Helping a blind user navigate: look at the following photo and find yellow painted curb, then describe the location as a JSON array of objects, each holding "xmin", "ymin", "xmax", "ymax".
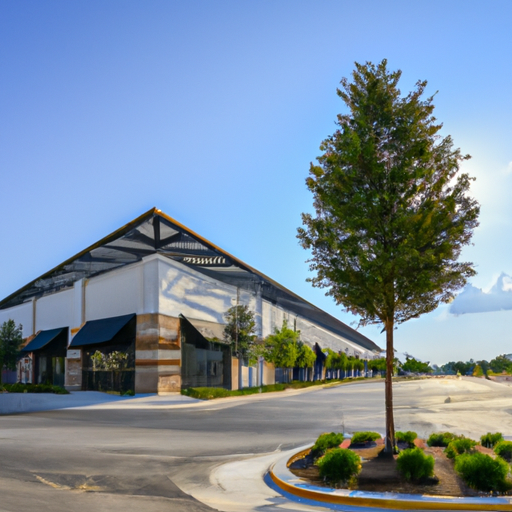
[{"xmin": 269, "ymin": 450, "xmax": 512, "ymax": 511}]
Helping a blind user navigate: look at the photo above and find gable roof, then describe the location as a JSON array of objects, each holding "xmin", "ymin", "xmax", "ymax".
[{"xmin": 0, "ymin": 208, "xmax": 381, "ymax": 353}]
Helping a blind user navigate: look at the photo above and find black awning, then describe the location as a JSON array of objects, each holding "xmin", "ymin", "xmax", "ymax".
[
  {"xmin": 181, "ymin": 315, "xmax": 226, "ymax": 342},
  {"xmin": 179, "ymin": 314, "xmax": 229, "ymax": 350},
  {"xmin": 22, "ymin": 328, "xmax": 66, "ymax": 352},
  {"xmin": 69, "ymin": 313, "xmax": 135, "ymax": 348}
]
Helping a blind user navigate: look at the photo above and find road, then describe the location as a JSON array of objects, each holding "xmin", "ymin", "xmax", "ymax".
[{"xmin": 1, "ymin": 377, "xmax": 512, "ymax": 512}]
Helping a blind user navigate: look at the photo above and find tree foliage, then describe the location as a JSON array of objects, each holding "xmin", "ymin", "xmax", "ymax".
[
  {"xmin": 263, "ymin": 320, "xmax": 299, "ymax": 368},
  {"xmin": 489, "ymin": 354, "xmax": 512, "ymax": 374},
  {"xmin": 297, "ymin": 60, "xmax": 479, "ymax": 452},
  {"xmin": 295, "ymin": 340, "xmax": 316, "ymax": 368},
  {"xmin": 401, "ymin": 356, "xmax": 432, "ymax": 374},
  {"xmin": 325, "ymin": 348, "xmax": 347, "ymax": 370},
  {"xmin": 0, "ymin": 319, "xmax": 23, "ymax": 383},
  {"xmin": 223, "ymin": 305, "xmax": 257, "ymax": 360},
  {"xmin": 91, "ymin": 350, "xmax": 129, "ymax": 371}
]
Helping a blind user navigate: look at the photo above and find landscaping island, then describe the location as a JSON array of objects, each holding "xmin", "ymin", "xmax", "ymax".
[{"xmin": 289, "ymin": 431, "xmax": 512, "ymax": 497}]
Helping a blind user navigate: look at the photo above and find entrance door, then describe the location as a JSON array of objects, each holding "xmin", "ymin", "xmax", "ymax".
[{"xmin": 52, "ymin": 357, "xmax": 65, "ymax": 387}]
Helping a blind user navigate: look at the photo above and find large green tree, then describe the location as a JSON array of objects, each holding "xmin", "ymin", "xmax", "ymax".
[
  {"xmin": 0, "ymin": 319, "xmax": 23, "ymax": 384},
  {"xmin": 298, "ymin": 60, "xmax": 479, "ymax": 453}
]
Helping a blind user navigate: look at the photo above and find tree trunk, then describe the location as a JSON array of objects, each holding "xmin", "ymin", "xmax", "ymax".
[{"xmin": 384, "ymin": 319, "xmax": 396, "ymax": 454}]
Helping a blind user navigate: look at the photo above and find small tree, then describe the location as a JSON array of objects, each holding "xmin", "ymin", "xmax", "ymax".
[
  {"xmin": 0, "ymin": 320, "xmax": 23, "ymax": 384},
  {"xmin": 296, "ymin": 340, "xmax": 316, "ymax": 369},
  {"xmin": 263, "ymin": 320, "xmax": 299, "ymax": 368},
  {"xmin": 298, "ymin": 60, "xmax": 479, "ymax": 453},
  {"xmin": 223, "ymin": 305, "xmax": 257, "ymax": 361}
]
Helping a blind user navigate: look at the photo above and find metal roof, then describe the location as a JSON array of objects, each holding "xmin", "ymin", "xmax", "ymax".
[{"xmin": 0, "ymin": 208, "xmax": 381, "ymax": 353}]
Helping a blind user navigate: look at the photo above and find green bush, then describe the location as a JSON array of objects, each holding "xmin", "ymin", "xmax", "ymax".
[
  {"xmin": 494, "ymin": 441, "xmax": 512, "ymax": 462},
  {"xmin": 454, "ymin": 452, "xmax": 510, "ymax": 492},
  {"xmin": 427, "ymin": 432, "xmax": 458, "ymax": 447},
  {"xmin": 350, "ymin": 431, "xmax": 381, "ymax": 444},
  {"xmin": 396, "ymin": 447, "xmax": 435, "ymax": 482},
  {"xmin": 2, "ymin": 383, "xmax": 69, "ymax": 394},
  {"xmin": 480, "ymin": 432, "xmax": 504, "ymax": 448},
  {"xmin": 180, "ymin": 378, "xmax": 364, "ymax": 400},
  {"xmin": 311, "ymin": 432, "xmax": 345, "ymax": 458},
  {"xmin": 396, "ymin": 431, "xmax": 417, "ymax": 447},
  {"xmin": 317, "ymin": 448, "xmax": 361, "ymax": 484},
  {"xmin": 444, "ymin": 437, "xmax": 477, "ymax": 459}
]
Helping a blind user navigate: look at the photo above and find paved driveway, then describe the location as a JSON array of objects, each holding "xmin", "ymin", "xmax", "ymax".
[{"xmin": 1, "ymin": 377, "xmax": 511, "ymax": 512}]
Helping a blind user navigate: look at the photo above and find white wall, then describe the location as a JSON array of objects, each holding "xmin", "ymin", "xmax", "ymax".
[
  {"xmin": 35, "ymin": 288, "xmax": 73, "ymax": 331},
  {"xmin": 261, "ymin": 300, "xmax": 295, "ymax": 338},
  {"xmin": 157, "ymin": 257, "xmax": 237, "ymax": 323},
  {"xmin": 85, "ymin": 263, "xmax": 143, "ymax": 321},
  {"xmin": 260, "ymin": 299, "xmax": 370, "ymax": 356},
  {"xmin": 0, "ymin": 301, "xmax": 33, "ymax": 338},
  {"xmin": 296, "ymin": 316, "xmax": 371, "ymax": 357}
]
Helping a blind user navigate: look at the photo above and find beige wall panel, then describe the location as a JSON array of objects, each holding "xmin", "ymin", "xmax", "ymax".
[
  {"xmin": 263, "ymin": 361, "xmax": 275, "ymax": 386},
  {"xmin": 158, "ymin": 374, "xmax": 181, "ymax": 393},
  {"xmin": 0, "ymin": 301, "xmax": 33, "ymax": 338},
  {"xmin": 65, "ymin": 359, "xmax": 82, "ymax": 389},
  {"xmin": 231, "ymin": 358, "xmax": 239, "ymax": 391},
  {"xmin": 36, "ymin": 289, "xmax": 74, "ymax": 333},
  {"xmin": 135, "ymin": 367, "xmax": 158, "ymax": 394},
  {"xmin": 85, "ymin": 264, "xmax": 141, "ymax": 321}
]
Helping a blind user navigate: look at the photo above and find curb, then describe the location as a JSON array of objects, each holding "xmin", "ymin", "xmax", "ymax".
[{"xmin": 268, "ymin": 445, "xmax": 512, "ymax": 511}]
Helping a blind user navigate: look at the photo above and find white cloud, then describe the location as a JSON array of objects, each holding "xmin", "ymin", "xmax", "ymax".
[
  {"xmin": 450, "ymin": 273, "xmax": 512, "ymax": 315},
  {"xmin": 507, "ymin": 161, "xmax": 512, "ymax": 175}
]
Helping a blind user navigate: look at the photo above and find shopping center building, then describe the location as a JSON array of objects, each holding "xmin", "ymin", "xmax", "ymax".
[{"xmin": 0, "ymin": 208, "xmax": 381, "ymax": 393}]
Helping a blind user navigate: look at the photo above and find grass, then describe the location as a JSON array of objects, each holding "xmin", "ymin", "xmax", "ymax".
[{"xmin": 181, "ymin": 377, "xmax": 368, "ymax": 400}]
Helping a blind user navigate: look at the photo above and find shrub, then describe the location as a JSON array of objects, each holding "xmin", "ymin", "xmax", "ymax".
[
  {"xmin": 2, "ymin": 383, "xmax": 69, "ymax": 394},
  {"xmin": 311, "ymin": 432, "xmax": 345, "ymax": 458},
  {"xmin": 396, "ymin": 447, "xmax": 435, "ymax": 481},
  {"xmin": 480, "ymin": 432, "xmax": 504, "ymax": 448},
  {"xmin": 454, "ymin": 452, "xmax": 510, "ymax": 492},
  {"xmin": 427, "ymin": 432, "xmax": 458, "ymax": 447},
  {"xmin": 350, "ymin": 431, "xmax": 381, "ymax": 444},
  {"xmin": 444, "ymin": 437, "xmax": 477, "ymax": 459},
  {"xmin": 494, "ymin": 441, "xmax": 512, "ymax": 462},
  {"xmin": 317, "ymin": 448, "xmax": 361, "ymax": 484},
  {"xmin": 396, "ymin": 431, "xmax": 417, "ymax": 447}
]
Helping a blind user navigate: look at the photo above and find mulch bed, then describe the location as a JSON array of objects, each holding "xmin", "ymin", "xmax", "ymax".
[{"xmin": 289, "ymin": 439, "xmax": 509, "ymax": 497}]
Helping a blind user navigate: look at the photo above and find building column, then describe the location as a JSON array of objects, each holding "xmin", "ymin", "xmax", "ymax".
[{"xmin": 135, "ymin": 314, "xmax": 181, "ymax": 394}]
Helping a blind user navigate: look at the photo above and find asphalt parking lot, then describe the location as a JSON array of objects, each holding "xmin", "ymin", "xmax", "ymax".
[{"xmin": 1, "ymin": 377, "xmax": 511, "ymax": 512}]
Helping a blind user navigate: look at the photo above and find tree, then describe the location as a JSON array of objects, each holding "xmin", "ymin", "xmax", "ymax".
[
  {"xmin": 489, "ymin": 354, "xmax": 512, "ymax": 374},
  {"xmin": 223, "ymin": 305, "xmax": 257, "ymax": 361},
  {"xmin": 401, "ymin": 357, "xmax": 432, "ymax": 374},
  {"xmin": 296, "ymin": 340, "xmax": 316, "ymax": 369},
  {"xmin": 298, "ymin": 60, "xmax": 479, "ymax": 453},
  {"xmin": 0, "ymin": 319, "xmax": 23, "ymax": 384},
  {"xmin": 263, "ymin": 320, "xmax": 299, "ymax": 368}
]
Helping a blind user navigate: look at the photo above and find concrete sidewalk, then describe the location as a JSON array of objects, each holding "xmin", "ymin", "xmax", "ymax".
[{"xmin": 0, "ymin": 390, "xmax": 199, "ymax": 415}]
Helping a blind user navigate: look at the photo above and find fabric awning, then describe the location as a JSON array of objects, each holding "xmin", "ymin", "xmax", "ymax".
[
  {"xmin": 179, "ymin": 315, "xmax": 227, "ymax": 343},
  {"xmin": 69, "ymin": 313, "xmax": 135, "ymax": 348},
  {"xmin": 22, "ymin": 327, "xmax": 67, "ymax": 352}
]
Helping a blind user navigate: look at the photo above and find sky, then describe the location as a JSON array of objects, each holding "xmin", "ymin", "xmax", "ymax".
[{"xmin": 1, "ymin": 1, "xmax": 511, "ymax": 365}]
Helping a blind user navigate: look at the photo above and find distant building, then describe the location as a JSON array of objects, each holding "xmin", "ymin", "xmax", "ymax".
[{"xmin": 0, "ymin": 208, "xmax": 380, "ymax": 393}]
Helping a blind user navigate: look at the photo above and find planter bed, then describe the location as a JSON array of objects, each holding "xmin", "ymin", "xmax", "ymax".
[{"xmin": 289, "ymin": 439, "xmax": 511, "ymax": 497}]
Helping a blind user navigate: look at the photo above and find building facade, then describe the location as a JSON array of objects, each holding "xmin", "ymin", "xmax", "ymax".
[{"xmin": 0, "ymin": 208, "xmax": 381, "ymax": 393}]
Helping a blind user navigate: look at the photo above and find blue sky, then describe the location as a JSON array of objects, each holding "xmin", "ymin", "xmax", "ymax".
[{"xmin": 1, "ymin": 1, "xmax": 511, "ymax": 364}]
